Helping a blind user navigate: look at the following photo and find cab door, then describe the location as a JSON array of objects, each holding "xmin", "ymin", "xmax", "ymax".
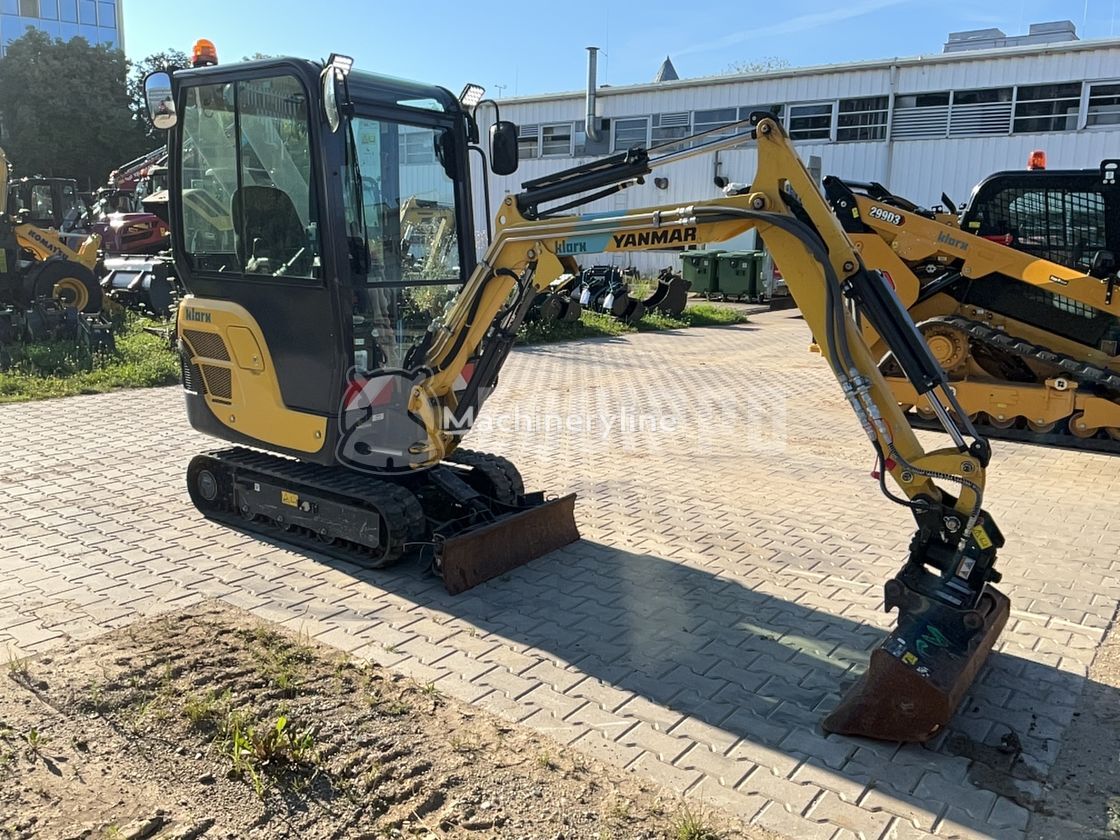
[{"xmin": 173, "ymin": 70, "xmax": 346, "ymax": 420}]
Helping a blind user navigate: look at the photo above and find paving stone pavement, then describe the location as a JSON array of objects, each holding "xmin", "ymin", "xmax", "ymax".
[{"xmin": 2, "ymin": 310, "xmax": 1119, "ymax": 839}]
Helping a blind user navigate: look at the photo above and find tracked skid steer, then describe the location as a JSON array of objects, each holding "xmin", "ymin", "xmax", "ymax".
[
  {"xmin": 145, "ymin": 49, "xmax": 1013, "ymax": 742},
  {"xmin": 826, "ymin": 164, "xmax": 1120, "ymax": 454}
]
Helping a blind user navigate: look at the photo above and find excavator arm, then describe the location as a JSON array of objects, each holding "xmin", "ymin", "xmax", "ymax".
[{"xmin": 403, "ymin": 115, "xmax": 1009, "ymax": 741}]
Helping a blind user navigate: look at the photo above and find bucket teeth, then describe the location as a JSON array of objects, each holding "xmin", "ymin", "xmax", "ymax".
[
  {"xmin": 438, "ymin": 494, "xmax": 579, "ymax": 594},
  {"xmin": 823, "ymin": 586, "xmax": 1010, "ymax": 743}
]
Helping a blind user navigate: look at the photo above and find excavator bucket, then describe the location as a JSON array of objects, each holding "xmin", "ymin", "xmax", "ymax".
[
  {"xmin": 823, "ymin": 586, "xmax": 1010, "ymax": 742},
  {"xmin": 438, "ymin": 494, "xmax": 579, "ymax": 594}
]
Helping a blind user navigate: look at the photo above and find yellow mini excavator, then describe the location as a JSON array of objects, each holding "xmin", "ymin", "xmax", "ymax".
[
  {"xmin": 825, "ymin": 162, "xmax": 1120, "ymax": 453},
  {"xmin": 0, "ymin": 146, "xmax": 103, "ymax": 314},
  {"xmin": 144, "ymin": 52, "xmax": 1012, "ymax": 743}
]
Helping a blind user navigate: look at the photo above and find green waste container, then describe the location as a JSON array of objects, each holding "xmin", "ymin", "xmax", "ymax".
[
  {"xmin": 680, "ymin": 250, "xmax": 723, "ymax": 297},
  {"xmin": 716, "ymin": 251, "xmax": 762, "ymax": 300}
]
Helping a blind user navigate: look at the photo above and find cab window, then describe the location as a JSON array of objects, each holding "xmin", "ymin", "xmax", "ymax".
[
  {"xmin": 180, "ymin": 75, "xmax": 319, "ymax": 279},
  {"xmin": 343, "ymin": 115, "xmax": 463, "ymax": 369}
]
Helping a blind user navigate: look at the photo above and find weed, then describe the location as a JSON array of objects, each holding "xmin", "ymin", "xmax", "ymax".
[
  {"xmin": 245, "ymin": 629, "xmax": 314, "ymax": 696},
  {"xmin": 83, "ymin": 680, "xmax": 106, "ymax": 714},
  {"xmin": 383, "ymin": 699, "xmax": 411, "ymax": 717},
  {"xmin": 449, "ymin": 734, "xmax": 480, "ymax": 754},
  {"xmin": 419, "ymin": 681, "xmax": 441, "ymax": 698},
  {"xmin": 223, "ymin": 711, "xmax": 316, "ymax": 798},
  {"xmin": 21, "ymin": 728, "xmax": 46, "ymax": 754},
  {"xmin": 536, "ymin": 750, "xmax": 557, "ymax": 770},
  {"xmin": 181, "ymin": 689, "xmax": 229, "ymax": 730},
  {"xmin": 670, "ymin": 803, "xmax": 721, "ymax": 840},
  {"xmin": 606, "ymin": 794, "xmax": 632, "ymax": 822},
  {"xmin": 103, "ymin": 825, "xmax": 123, "ymax": 840},
  {"xmin": 5, "ymin": 649, "xmax": 29, "ymax": 681}
]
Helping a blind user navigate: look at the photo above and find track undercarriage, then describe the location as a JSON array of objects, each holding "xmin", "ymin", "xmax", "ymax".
[
  {"xmin": 882, "ymin": 315, "xmax": 1120, "ymax": 455},
  {"xmin": 186, "ymin": 448, "xmax": 579, "ymax": 593}
]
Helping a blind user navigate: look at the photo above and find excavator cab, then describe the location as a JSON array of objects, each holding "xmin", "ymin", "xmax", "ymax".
[{"xmin": 150, "ymin": 58, "xmax": 481, "ymax": 456}]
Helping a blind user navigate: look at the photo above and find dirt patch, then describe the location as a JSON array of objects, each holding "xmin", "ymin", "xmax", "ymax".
[
  {"xmin": 0, "ymin": 602, "xmax": 779, "ymax": 840},
  {"xmin": 1026, "ymin": 617, "xmax": 1120, "ymax": 839}
]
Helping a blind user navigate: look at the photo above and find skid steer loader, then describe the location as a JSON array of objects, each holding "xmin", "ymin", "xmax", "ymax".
[
  {"xmin": 143, "ymin": 51, "xmax": 1013, "ymax": 743},
  {"xmin": 825, "ymin": 162, "xmax": 1120, "ymax": 453}
]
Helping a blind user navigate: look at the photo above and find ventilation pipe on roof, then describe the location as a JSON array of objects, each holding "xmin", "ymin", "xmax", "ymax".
[{"xmin": 586, "ymin": 46, "xmax": 601, "ymax": 142}]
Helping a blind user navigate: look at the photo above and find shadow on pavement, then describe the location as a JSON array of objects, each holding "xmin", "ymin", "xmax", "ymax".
[{"xmin": 283, "ymin": 536, "xmax": 1089, "ymax": 837}]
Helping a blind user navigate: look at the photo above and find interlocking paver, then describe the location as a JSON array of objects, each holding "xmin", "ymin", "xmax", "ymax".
[{"xmin": 1, "ymin": 312, "xmax": 1114, "ymax": 839}]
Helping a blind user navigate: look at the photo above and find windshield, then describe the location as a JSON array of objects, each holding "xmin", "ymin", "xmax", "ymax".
[{"xmin": 344, "ymin": 114, "xmax": 463, "ymax": 370}]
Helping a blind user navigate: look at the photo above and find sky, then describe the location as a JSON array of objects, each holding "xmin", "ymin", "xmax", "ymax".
[{"xmin": 123, "ymin": 0, "xmax": 1120, "ymax": 97}]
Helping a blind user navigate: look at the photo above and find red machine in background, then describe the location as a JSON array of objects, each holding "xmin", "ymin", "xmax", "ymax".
[{"xmin": 89, "ymin": 147, "xmax": 170, "ymax": 255}]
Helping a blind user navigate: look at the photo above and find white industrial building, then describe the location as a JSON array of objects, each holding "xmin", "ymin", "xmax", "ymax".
[{"xmin": 469, "ymin": 21, "xmax": 1120, "ymax": 273}]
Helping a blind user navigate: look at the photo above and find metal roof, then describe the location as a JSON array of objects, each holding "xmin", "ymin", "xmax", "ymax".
[{"xmin": 497, "ymin": 35, "xmax": 1120, "ymax": 105}]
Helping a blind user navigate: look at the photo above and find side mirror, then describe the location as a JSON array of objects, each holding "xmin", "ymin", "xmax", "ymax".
[
  {"xmin": 143, "ymin": 71, "xmax": 176, "ymax": 130},
  {"xmin": 1091, "ymin": 249, "xmax": 1116, "ymax": 275},
  {"xmin": 322, "ymin": 67, "xmax": 344, "ymax": 133},
  {"xmin": 435, "ymin": 130, "xmax": 459, "ymax": 180},
  {"xmin": 490, "ymin": 121, "xmax": 518, "ymax": 176}
]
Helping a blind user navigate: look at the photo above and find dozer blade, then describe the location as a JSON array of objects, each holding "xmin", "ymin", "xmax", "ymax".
[
  {"xmin": 438, "ymin": 494, "xmax": 579, "ymax": 595},
  {"xmin": 823, "ymin": 586, "xmax": 1010, "ymax": 742}
]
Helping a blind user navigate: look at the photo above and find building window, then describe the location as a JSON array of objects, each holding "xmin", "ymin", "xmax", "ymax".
[
  {"xmin": 57, "ymin": 0, "xmax": 74, "ymax": 20},
  {"xmin": 739, "ymin": 104, "xmax": 783, "ymax": 123},
  {"xmin": 788, "ymin": 102, "xmax": 833, "ymax": 141},
  {"xmin": 517, "ymin": 124, "xmax": 539, "ymax": 159},
  {"xmin": 692, "ymin": 107, "xmax": 737, "ymax": 138},
  {"xmin": 38, "ymin": 0, "xmax": 57, "ymax": 18},
  {"xmin": 401, "ymin": 129, "xmax": 434, "ymax": 165},
  {"xmin": 891, "ymin": 91, "xmax": 950, "ymax": 140},
  {"xmin": 18, "ymin": 0, "xmax": 37, "ymax": 15},
  {"xmin": 77, "ymin": 0, "xmax": 93, "ymax": 22},
  {"xmin": 612, "ymin": 116, "xmax": 649, "ymax": 151},
  {"xmin": 651, "ymin": 112, "xmax": 691, "ymax": 145},
  {"xmin": 97, "ymin": 0, "xmax": 113, "ymax": 26},
  {"xmin": 949, "ymin": 87, "xmax": 1012, "ymax": 136},
  {"xmin": 837, "ymin": 96, "xmax": 888, "ymax": 142},
  {"xmin": 541, "ymin": 123, "xmax": 572, "ymax": 157},
  {"xmin": 1087, "ymin": 82, "xmax": 1120, "ymax": 127},
  {"xmin": 1012, "ymin": 83, "xmax": 1081, "ymax": 133}
]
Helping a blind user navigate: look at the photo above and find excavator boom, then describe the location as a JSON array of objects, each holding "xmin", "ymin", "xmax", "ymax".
[{"xmin": 404, "ymin": 114, "xmax": 1010, "ymax": 741}]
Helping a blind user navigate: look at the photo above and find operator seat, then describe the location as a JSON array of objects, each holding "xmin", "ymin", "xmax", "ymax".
[{"xmin": 232, "ymin": 185, "xmax": 313, "ymax": 276}]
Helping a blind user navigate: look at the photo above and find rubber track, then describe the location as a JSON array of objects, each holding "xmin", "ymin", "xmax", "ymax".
[
  {"xmin": 899, "ymin": 315, "xmax": 1120, "ymax": 455},
  {"xmin": 196, "ymin": 447, "xmax": 428, "ymax": 569},
  {"xmin": 443, "ymin": 449, "xmax": 525, "ymax": 502}
]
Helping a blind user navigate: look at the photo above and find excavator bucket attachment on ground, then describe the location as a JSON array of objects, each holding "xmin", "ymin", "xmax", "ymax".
[
  {"xmin": 824, "ymin": 585, "xmax": 1010, "ymax": 742},
  {"xmin": 642, "ymin": 269, "xmax": 689, "ymax": 316},
  {"xmin": 438, "ymin": 493, "xmax": 579, "ymax": 594}
]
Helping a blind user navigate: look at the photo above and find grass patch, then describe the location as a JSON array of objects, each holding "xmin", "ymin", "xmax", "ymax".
[
  {"xmin": 0, "ymin": 296, "xmax": 742, "ymax": 403},
  {"xmin": 519, "ymin": 303, "xmax": 745, "ymax": 345},
  {"xmin": 0, "ymin": 313, "xmax": 178, "ymax": 403},
  {"xmin": 670, "ymin": 803, "xmax": 722, "ymax": 840}
]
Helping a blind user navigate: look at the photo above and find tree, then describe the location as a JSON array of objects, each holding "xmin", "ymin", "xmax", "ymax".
[
  {"xmin": 725, "ymin": 57, "xmax": 791, "ymax": 75},
  {"xmin": 128, "ymin": 48, "xmax": 190, "ymax": 139},
  {"xmin": 0, "ymin": 29, "xmax": 149, "ymax": 187}
]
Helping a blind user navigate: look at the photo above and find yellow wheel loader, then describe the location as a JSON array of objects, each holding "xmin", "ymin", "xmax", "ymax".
[
  {"xmin": 825, "ymin": 164, "xmax": 1120, "ymax": 453},
  {"xmin": 143, "ymin": 53, "xmax": 1013, "ymax": 743},
  {"xmin": 0, "ymin": 146, "xmax": 103, "ymax": 315}
]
